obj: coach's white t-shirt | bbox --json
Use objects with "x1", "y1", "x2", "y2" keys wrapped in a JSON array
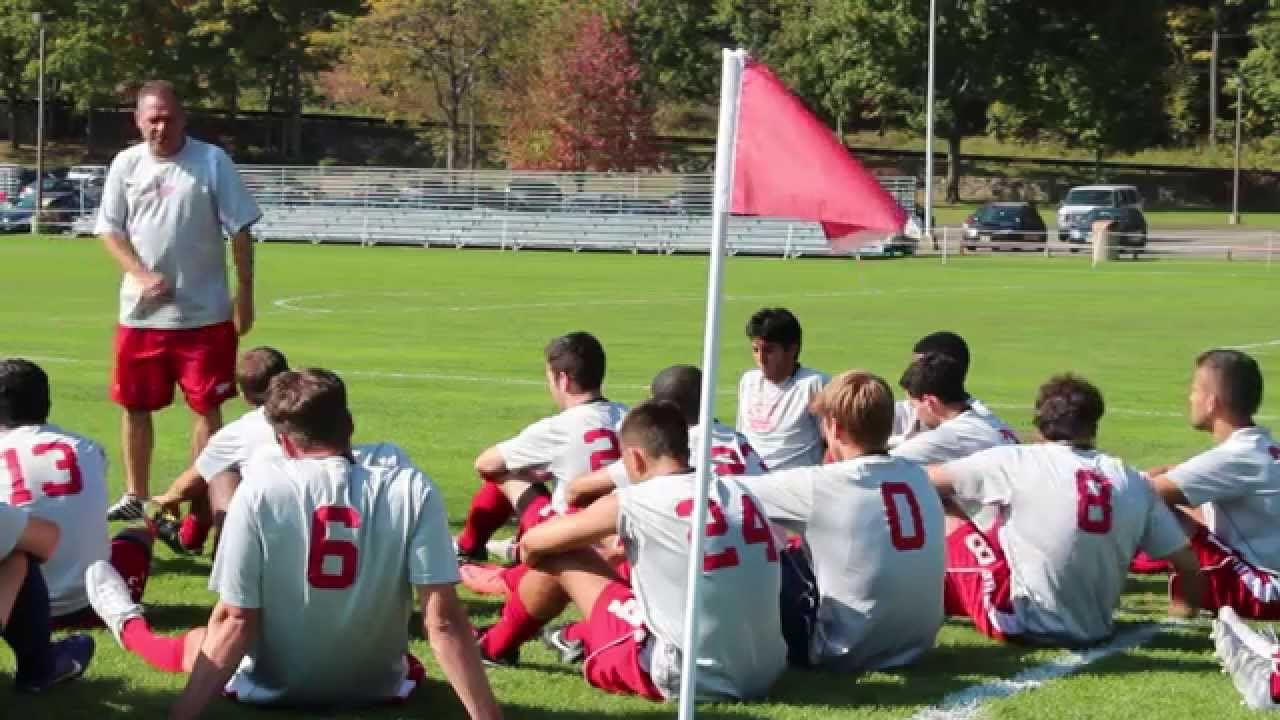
[
  {"x1": 618, "y1": 471, "x2": 787, "y2": 700},
  {"x1": 194, "y1": 407, "x2": 276, "y2": 480},
  {"x1": 497, "y1": 399, "x2": 628, "y2": 513},
  {"x1": 0, "y1": 502, "x2": 27, "y2": 558},
  {"x1": 891, "y1": 408, "x2": 1019, "y2": 466},
  {"x1": 736, "y1": 367, "x2": 827, "y2": 471},
  {"x1": 210, "y1": 444, "x2": 457, "y2": 706},
  {"x1": 0, "y1": 424, "x2": 110, "y2": 616},
  {"x1": 1169, "y1": 426, "x2": 1280, "y2": 571},
  {"x1": 741, "y1": 455, "x2": 946, "y2": 671},
  {"x1": 97, "y1": 137, "x2": 261, "y2": 329},
  {"x1": 944, "y1": 444, "x2": 1188, "y2": 645}
]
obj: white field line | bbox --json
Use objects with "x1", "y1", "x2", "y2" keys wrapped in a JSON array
[
  {"x1": 905, "y1": 623, "x2": 1164, "y2": 720},
  {"x1": 1230, "y1": 339, "x2": 1280, "y2": 351}
]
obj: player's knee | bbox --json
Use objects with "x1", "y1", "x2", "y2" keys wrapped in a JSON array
[{"x1": 115, "y1": 526, "x2": 155, "y2": 550}]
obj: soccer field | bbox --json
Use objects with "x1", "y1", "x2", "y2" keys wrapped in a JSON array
[{"x1": 1, "y1": 235, "x2": 1278, "y2": 719}]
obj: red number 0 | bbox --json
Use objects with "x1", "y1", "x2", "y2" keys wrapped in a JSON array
[
  {"x1": 1076, "y1": 469, "x2": 1113, "y2": 534},
  {"x1": 882, "y1": 482, "x2": 926, "y2": 551},
  {"x1": 584, "y1": 428, "x2": 621, "y2": 471},
  {"x1": 2, "y1": 443, "x2": 83, "y2": 505},
  {"x1": 675, "y1": 496, "x2": 778, "y2": 571},
  {"x1": 308, "y1": 506, "x2": 361, "y2": 589}
]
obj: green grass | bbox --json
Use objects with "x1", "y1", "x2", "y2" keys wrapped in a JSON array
[{"x1": 0, "y1": 236, "x2": 1278, "y2": 719}]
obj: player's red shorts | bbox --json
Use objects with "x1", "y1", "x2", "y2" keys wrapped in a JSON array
[
  {"x1": 943, "y1": 519, "x2": 1020, "y2": 641},
  {"x1": 580, "y1": 581, "x2": 664, "y2": 702},
  {"x1": 112, "y1": 321, "x2": 237, "y2": 414},
  {"x1": 52, "y1": 534, "x2": 152, "y2": 630},
  {"x1": 1171, "y1": 526, "x2": 1280, "y2": 620}
]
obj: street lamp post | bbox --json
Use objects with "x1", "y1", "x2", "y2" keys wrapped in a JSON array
[
  {"x1": 30, "y1": 12, "x2": 46, "y2": 236},
  {"x1": 1230, "y1": 78, "x2": 1243, "y2": 226},
  {"x1": 923, "y1": 0, "x2": 937, "y2": 242}
]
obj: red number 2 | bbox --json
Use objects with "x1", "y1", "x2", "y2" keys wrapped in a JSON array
[
  {"x1": 882, "y1": 482, "x2": 926, "y2": 551},
  {"x1": 584, "y1": 428, "x2": 621, "y2": 471},
  {"x1": 2, "y1": 442, "x2": 83, "y2": 505},
  {"x1": 308, "y1": 506, "x2": 361, "y2": 589},
  {"x1": 1076, "y1": 469, "x2": 1113, "y2": 534},
  {"x1": 675, "y1": 496, "x2": 778, "y2": 571}
]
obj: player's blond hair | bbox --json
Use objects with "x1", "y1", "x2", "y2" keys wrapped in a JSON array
[{"x1": 810, "y1": 370, "x2": 894, "y2": 451}]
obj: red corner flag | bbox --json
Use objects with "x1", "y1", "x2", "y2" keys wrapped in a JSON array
[{"x1": 730, "y1": 60, "x2": 908, "y2": 246}]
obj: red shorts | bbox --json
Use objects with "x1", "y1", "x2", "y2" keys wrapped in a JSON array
[
  {"x1": 52, "y1": 534, "x2": 153, "y2": 630},
  {"x1": 112, "y1": 321, "x2": 237, "y2": 414},
  {"x1": 1171, "y1": 526, "x2": 1280, "y2": 620},
  {"x1": 943, "y1": 520, "x2": 1019, "y2": 641},
  {"x1": 580, "y1": 581, "x2": 663, "y2": 702}
]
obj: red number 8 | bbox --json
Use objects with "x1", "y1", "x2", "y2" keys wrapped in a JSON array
[
  {"x1": 308, "y1": 506, "x2": 361, "y2": 589},
  {"x1": 1075, "y1": 469, "x2": 1113, "y2": 534}
]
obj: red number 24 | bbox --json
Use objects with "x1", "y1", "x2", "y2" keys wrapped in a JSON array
[{"x1": 675, "y1": 496, "x2": 778, "y2": 572}]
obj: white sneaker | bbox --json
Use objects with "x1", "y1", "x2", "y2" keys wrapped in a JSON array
[
  {"x1": 84, "y1": 561, "x2": 143, "y2": 648},
  {"x1": 1213, "y1": 607, "x2": 1280, "y2": 710},
  {"x1": 486, "y1": 537, "x2": 518, "y2": 565}
]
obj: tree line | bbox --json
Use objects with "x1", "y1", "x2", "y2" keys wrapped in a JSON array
[{"x1": 2, "y1": 0, "x2": 1278, "y2": 200}]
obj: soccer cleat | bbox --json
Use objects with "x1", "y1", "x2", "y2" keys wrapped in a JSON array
[
  {"x1": 16, "y1": 634, "x2": 95, "y2": 693},
  {"x1": 150, "y1": 511, "x2": 189, "y2": 556},
  {"x1": 542, "y1": 624, "x2": 585, "y2": 664},
  {"x1": 458, "y1": 563, "x2": 509, "y2": 597},
  {"x1": 474, "y1": 627, "x2": 519, "y2": 669},
  {"x1": 107, "y1": 494, "x2": 146, "y2": 522},
  {"x1": 1212, "y1": 607, "x2": 1280, "y2": 710},
  {"x1": 84, "y1": 561, "x2": 144, "y2": 648},
  {"x1": 486, "y1": 537, "x2": 519, "y2": 565}
]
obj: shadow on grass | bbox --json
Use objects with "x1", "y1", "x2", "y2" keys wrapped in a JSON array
[
  {"x1": 1081, "y1": 626, "x2": 1219, "y2": 678},
  {"x1": 0, "y1": 673, "x2": 167, "y2": 720}
]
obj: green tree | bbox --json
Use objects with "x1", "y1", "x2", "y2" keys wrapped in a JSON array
[
  {"x1": 0, "y1": 0, "x2": 39, "y2": 149},
  {"x1": 1239, "y1": 0, "x2": 1280, "y2": 134}
]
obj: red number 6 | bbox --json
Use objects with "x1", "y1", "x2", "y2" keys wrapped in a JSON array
[{"x1": 308, "y1": 506, "x2": 361, "y2": 589}]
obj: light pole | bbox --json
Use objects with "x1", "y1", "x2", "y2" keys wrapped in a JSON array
[
  {"x1": 30, "y1": 12, "x2": 46, "y2": 236},
  {"x1": 1230, "y1": 77, "x2": 1244, "y2": 225},
  {"x1": 923, "y1": 0, "x2": 937, "y2": 241}
]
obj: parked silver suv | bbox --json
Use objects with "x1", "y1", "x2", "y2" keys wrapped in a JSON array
[{"x1": 1056, "y1": 185, "x2": 1142, "y2": 242}]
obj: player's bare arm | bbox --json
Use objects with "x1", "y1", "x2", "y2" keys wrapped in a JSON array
[
  {"x1": 170, "y1": 602, "x2": 259, "y2": 720},
  {"x1": 1163, "y1": 545, "x2": 1204, "y2": 618},
  {"x1": 16, "y1": 514, "x2": 60, "y2": 562},
  {"x1": 101, "y1": 230, "x2": 172, "y2": 300},
  {"x1": 230, "y1": 229, "x2": 254, "y2": 336},
  {"x1": 925, "y1": 464, "x2": 957, "y2": 499},
  {"x1": 419, "y1": 583, "x2": 503, "y2": 720},
  {"x1": 564, "y1": 467, "x2": 616, "y2": 508},
  {"x1": 519, "y1": 494, "x2": 619, "y2": 567},
  {"x1": 1148, "y1": 472, "x2": 1192, "y2": 508},
  {"x1": 474, "y1": 446, "x2": 509, "y2": 480}
]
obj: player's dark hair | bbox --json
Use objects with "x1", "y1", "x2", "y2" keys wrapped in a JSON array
[
  {"x1": 913, "y1": 331, "x2": 970, "y2": 377},
  {"x1": 237, "y1": 347, "x2": 290, "y2": 407},
  {"x1": 619, "y1": 401, "x2": 691, "y2": 463},
  {"x1": 1034, "y1": 374, "x2": 1105, "y2": 446},
  {"x1": 812, "y1": 370, "x2": 894, "y2": 453},
  {"x1": 0, "y1": 359, "x2": 51, "y2": 427},
  {"x1": 650, "y1": 365, "x2": 701, "y2": 424},
  {"x1": 135, "y1": 79, "x2": 181, "y2": 109},
  {"x1": 264, "y1": 368, "x2": 354, "y2": 449},
  {"x1": 899, "y1": 353, "x2": 969, "y2": 405},
  {"x1": 544, "y1": 332, "x2": 606, "y2": 392},
  {"x1": 1197, "y1": 349, "x2": 1264, "y2": 420},
  {"x1": 745, "y1": 307, "x2": 802, "y2": 349}
]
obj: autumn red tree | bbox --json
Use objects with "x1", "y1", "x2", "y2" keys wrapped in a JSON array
[{"x1": 505, "y1": 12, "x2": 658, "y2": 171}]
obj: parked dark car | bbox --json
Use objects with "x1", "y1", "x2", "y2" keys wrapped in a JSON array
[
  {"x1": 962, "y1": 202, "x2": 1047, "y2": 250},
  {"x1": 18, "y1": 177, "x2": 78, "y2": 201},
  {"x1": 1068, "y1": 206, "x2": 1148, "y2": 250},
  {"x1": 505, "y1": 179, "x2": 563, "y2": 212},
  {"x1": 0, "y1": 190, "x2": 99, "y2": 233}
]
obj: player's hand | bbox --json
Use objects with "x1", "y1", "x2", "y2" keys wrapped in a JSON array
[
  {"x1": 133, "y1": 270, "x2": 173, "y2": 301},
  {"x1": 517, "y1": 538, "x2": 542, "y2": 568},
  {"x1": 233, "y1": 293, "x2": 254, "y2": 336}
]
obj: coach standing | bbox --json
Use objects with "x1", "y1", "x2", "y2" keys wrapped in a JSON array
[{"x1": 96, "y1": 80, "x2": 261, "y2": 522}]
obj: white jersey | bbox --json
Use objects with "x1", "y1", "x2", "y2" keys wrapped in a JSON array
[
  {"x1": 0, "y1": 424, "x2": 109, "y2": 616},
  {"x1": 892, "y1": 408, "x2": 1019, "y2": 465},
  {"x1": 891, "y1": 396, "x2": 994, "y2": 448},
  {"x1": 0, "y1": 502, "x2": 28, "y2": 557},
  {"x1": 618, "y1": 471, "x2": 787, "y2": 700},
  {"x1": 209, "y1": 444, "x2": 458, "y2": 706},
  {"x1": 97, "y1": 137, "x2": 262, "y2": 329},
  {"x1": 606, "y1": 421, "x2": 767, "y2": 489},
  {"x1": 497, "y1": 399, "x2": 628, "y2": 512},
  {"x1": 736, "y1": 367, "x2": 828, "y2": 471},
  {"x1": 1169, "y1": 427, "x2": 1280, "y2": 571},
  {"x1": 944, "y1": 444, "x2": 1189, "y2": 645},
  {"x1": 194, "y1": 407, "x2": 276, "y2": 480},
  {"x1": 741, "y1": 456, "x2": 946, "y2": 670}
]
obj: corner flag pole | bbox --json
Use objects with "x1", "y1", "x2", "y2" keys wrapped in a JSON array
[{"x1": 677, "y1": 47, "x2": 745, "y2": 720}]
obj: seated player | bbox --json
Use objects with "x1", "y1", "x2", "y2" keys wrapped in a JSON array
[
  {"x1": 454, "y1": 332, "x2": 627, "y2": 567},
  {"x1": 507, "y1": 401, "x2": 786, "y2": 700},
  {"x1": 1212, "y1": 606, "x2": 1280, "y2": 710},
  {"x1": 149, "y1": 347, "x2": 289, "y2": 555},
  {"x1": 0, "y1": 505, "x2": 95, "y2": 692},
  {"x1": 85, "y1": 369, "x2": 501, "y2": 719},
  {"x1": 1146, "y1": 349, "x2": 1280, "y2": 618},
  {"x1": 741, "y1": 370, "x2": 946, "y2": 671},
  {"x1": 0, "y1": 358, "x2": 153, "y2": 628},
  {"x1": 890, "y1": 331, "x2": 995, "y2": 448},
  {"x1": 891, "y1": 353, "x2": 1018, "y2": 465},
  {"x1": 565, "y1": 364, "x2": 766, "y2": 508},
  {"x1": 928, "y1": 373, "x2": 1204, "y2": 646},
  {"x1": 737, "y1": 307, "x2": 828, "y2": 471}
]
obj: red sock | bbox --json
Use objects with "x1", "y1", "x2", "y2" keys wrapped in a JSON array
[
  {"x1": 121, "y1": 618, "x2": 188, "y2": 673},
  {"x1": 481, "y1": 566, "x2": 547, "y2": 659},
  {"x1": 516, "y1": 494, "x2": 552, "y2": 538},
  {"x1": 563, "y1": 621, "x2": 585, "y2": 643},
  {"x1": 457, "y1": 483, "x2": 513, "y2": 557},
  {"x1": 178, "y1": 514, "x2": 211, "y2": 551}
]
